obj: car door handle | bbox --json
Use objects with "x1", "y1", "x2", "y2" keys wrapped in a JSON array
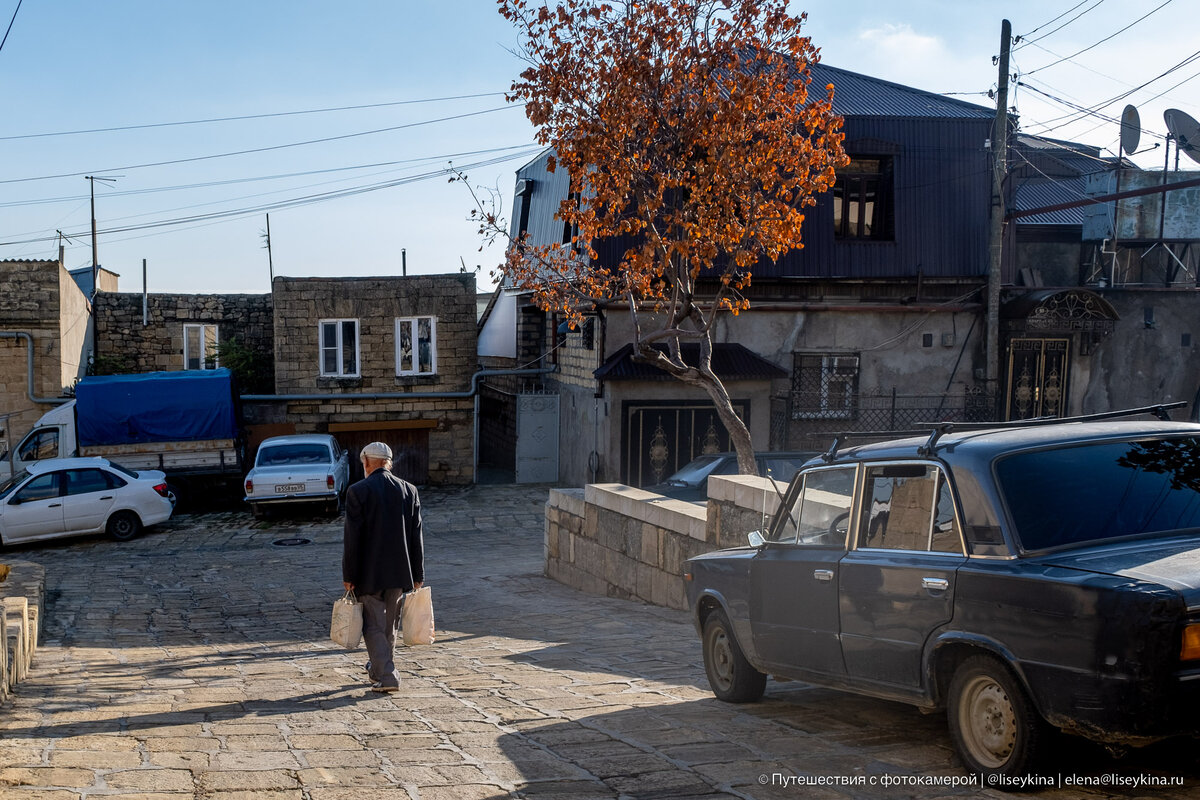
[
  {"x1": 922, "y1": 577, "x2": 950, "y2": 591},
  {"x1": 813, "y1": 569, "x2": 834, "y2": 582},
  {"x1": 100, "y1": 496, "x2": 113, "y2": 500},
  {"x1": 48, "y1": 503, "x2": 62, "y2": 508}
]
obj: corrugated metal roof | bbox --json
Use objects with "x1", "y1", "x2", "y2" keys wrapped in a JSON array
[
  {"x1": 1014, "y1": 179, "x2": 1089, "y2": 226},
  {"x1": 594, "y1": 343, "x2": 787, "y2": 382},
  {"x1": 809, "y1": 63, "x2": 994, "y2": 119}
]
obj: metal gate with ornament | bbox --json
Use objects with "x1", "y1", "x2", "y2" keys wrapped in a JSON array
[{"x1": 515, "y1": 393, "x2": 559, "y2": 483}]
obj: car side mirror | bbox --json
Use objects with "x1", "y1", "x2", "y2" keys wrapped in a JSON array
[
  {"x1": 8, "y1": 496, "x2": 22, "y2": 505},
  {"x1": 747, "y1": 530, "x2": 765, "y2": 548}
]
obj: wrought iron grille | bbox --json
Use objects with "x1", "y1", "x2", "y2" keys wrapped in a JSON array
[{"x1": 787, "y1": 390, "x2": 999, "y2": 450}]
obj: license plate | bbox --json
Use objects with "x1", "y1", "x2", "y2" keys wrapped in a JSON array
[{"x1": 275, "y1": 483, "x2": 305, "y2": 493}]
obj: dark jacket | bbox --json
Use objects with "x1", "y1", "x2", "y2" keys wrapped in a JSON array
[{"x1": 342, "y1": 468, "x2": 424, "y2": 594}]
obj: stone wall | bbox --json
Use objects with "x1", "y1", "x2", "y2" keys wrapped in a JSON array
[
  {"x1": 93, "y1": 292, "x2": 274, "y2": 390},
  {"x1": 0, "y1": 260, "x2": 79, "y2": 446},
  {"x1": 545, "y1": 475, "x2": 784, "y2": 610},
  {"x1": 272, "y1": 274, "x2": 477, "y2": 393}
]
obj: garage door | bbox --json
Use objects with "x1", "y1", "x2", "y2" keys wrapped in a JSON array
[{"x1": 329, "y1": 422, "x2": 432, "y2": 485}]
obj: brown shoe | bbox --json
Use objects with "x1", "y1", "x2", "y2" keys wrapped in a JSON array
[{"x1": 370, "y1": 683, "x2": 398, "y2": 693}]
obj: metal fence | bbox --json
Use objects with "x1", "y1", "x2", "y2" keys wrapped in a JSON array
[{"x1": 786, "y1": 389, "x2": 999, "y2": 450}]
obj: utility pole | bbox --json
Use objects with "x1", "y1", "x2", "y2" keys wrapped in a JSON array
[
  {"x1": 84, "y1": 175, "x2": 119, "y2": 295},
  {"x1": 985, "y1": 19, "x2": 1011, "y2": 415},
  {"x1": 264, "y1": 213, "x2": 275, "y2": 283}
]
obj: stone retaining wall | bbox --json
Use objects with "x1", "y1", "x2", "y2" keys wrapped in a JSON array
[
  {"x1": 545, "y1": 475, "x2": 786, "y2": 610},
  {"x1": 0, "y1": 561, "x2": 45, "y2": 704}
]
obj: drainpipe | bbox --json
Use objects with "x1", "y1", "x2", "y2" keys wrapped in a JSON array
[{"x1": 0, "y1": 332, "x2": 71, "y2": 405}]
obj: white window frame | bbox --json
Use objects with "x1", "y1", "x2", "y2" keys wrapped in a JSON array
[
  {"x1": 395, "y1": 316, "x2": 438, "y2": 376},
  {"x1": 319, "y1": 319, "x2": 360, "y2": 378},
  {"x1": 183, "y1": 323, "x2": 219, "y2": 370}
]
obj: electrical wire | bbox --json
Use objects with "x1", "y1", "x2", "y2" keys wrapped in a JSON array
[
  {"x1": 1014, "y1": 0, "x2": 1105, "y2": 48},
  {"x1": 0, "y1": 91, "x2": 509, "y2": 142},
  {"x1": 0, "y1": 150, "x2": 539, "y2": 248},
  {"x1": 0, "y1": 144, "x2": 539, "y2": 210},
  {"x1": 0, "y1": 105, "x2": 520, "y2": 185},
  {"x1": 0, "y1": 0, "x2": 21, "y2": 55},
  {"x1": 1024, "y1": 0, "x2": 1176, "y2": 76}
]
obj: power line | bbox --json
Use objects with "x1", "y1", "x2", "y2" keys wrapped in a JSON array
[
  {"x1": 0, "y1": 105, "x2": 520, "y2": 186},
  {"x1": 0, "y1": 0, "x2": 21, "y2": 55},
  {"x1": 0, "y1": 91, "x2": 508, "y2": 142},
  {"x1": 1024, "y1": 0, "x2": 1176, "y2": 76},
  {"x1": 1014, "y1": 0, "x2": 1107, "y2": 49},
  {"x1": 0, "y1": 150, "x2": 539, "y2": 248},
  {"x1": 0, "y1": 144, "x2": 539, "y2": 210}
]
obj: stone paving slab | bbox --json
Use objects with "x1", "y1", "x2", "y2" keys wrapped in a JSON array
[{"x1": 0, "y1": 485, "x2": 1195, "y2": 799}]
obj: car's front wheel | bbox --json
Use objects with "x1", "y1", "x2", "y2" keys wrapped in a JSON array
[
  {"x1": 948, "y1": 655, "x2": 1047, "y2": 781},
  {"x1": 702, "y1": 608, "x2": 766, "y2": 703},
  {"x1": 107, "y1": 510, "x2": 143, "y2": 542}
]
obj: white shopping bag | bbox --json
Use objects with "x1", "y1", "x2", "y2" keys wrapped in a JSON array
[
  {"x1": 401, "y1": 586, "x2": 435, "y2": 646},
  {"x1": 330, "y1": 590, "x2": 363, "y2": 649}
]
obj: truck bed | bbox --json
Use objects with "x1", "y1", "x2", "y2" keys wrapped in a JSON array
[{"x1": 80, "y1": 439, "x2": 241, "y2": 475}]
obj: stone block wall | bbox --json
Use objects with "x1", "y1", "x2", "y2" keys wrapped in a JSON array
[
  {"x1": 544, "y1": 475, "x2": 787, "y2": 610},
  {"x1": 93, "y1": 292, "x2": 274, "y2": 386},
  {"x1": 272, "y1": 274, "x2": 477, "y2": 394},
  {"x1": 0, "y1": 260, "x2": 79, "y2": 445}
]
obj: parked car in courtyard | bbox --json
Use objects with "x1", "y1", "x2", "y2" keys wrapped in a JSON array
[
  {"x1": 647, "y1": 450, "x2": 816, "y2": 503},
  {"x1": 244, "y1": 434, "x2": 350, "y2": 518},
  {"x1": 0, "y1": 456, "x2": 174, "y2": 545},
  {"x1": 685, "y1": 408, "x2": 1200, "y2": 780}
]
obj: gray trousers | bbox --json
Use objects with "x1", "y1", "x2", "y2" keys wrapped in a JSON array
[{"x1": 360, "y1": 588, "x2": 405, "y2": 688}]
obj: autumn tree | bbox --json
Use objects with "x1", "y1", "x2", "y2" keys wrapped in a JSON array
[{"x1": 489, "y1": 0, "x2": 846, "y2": 475}]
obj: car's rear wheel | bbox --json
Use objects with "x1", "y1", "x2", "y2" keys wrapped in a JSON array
[
  {"x1": 948, "y1": 655, "x2": 1047, "y2": 780},
  {"x1": 107, "y1": 510, "x2": 143, "y2": 542},
  {"x1": 702, "y1": 608, "x2": 766, "y2": 703}
]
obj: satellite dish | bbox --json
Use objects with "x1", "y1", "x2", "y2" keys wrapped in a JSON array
[
  {"x1": 1120, "y1": 104, "x2": 1141, "y2": 155},
  {"x1": 1164, "y1": 108, "x2": 1200, "y2": 165}
]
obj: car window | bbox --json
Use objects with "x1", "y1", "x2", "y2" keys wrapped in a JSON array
[
  {"x1": 17, "y1": 429, "x2": 58, "y2": 462},
  {"x1": 997, "y1": 436, "x2": 1200, "y2": 550},
  {"x1": 64, "y1": 468, "x2": 124, "y2": 496},
  {"x1": 256, "y1": 444, "x2": 333, "y2": 467},
  {"x1": 770, "y1": 467, "x2": 856, "y2": 545},
  {"x1": 858, "y1": 464, "x2": 962, "y2": 554},
  {"x1": 107, "y1": 462, "x2": 140, "y2": 480},
  {"x1": 14, "y1": 472, "x2": 60, "y2": 503},
  {"x1": 0, "y1": 469, "x2": 30, "y2": 499},
  {"x1": 760, "y1": 456, "x2": 808, "y2": 483}
]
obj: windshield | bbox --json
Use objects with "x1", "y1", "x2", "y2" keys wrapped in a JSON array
[
  {"x1": 108, "y1": 462, "x2": 139, "y2": 479},
  {"x1": 0, "y1": 469, "x2": 29, "y2": 499},
  {"x1": 664, "y1": 455, "x2": 725, "y2": 485},
  {"x1": 256, "y1": 444, "x2": 332, "y2": 467},
  {"x1": 996, "y1": 436, "x2": 1200, "y2": 551}
]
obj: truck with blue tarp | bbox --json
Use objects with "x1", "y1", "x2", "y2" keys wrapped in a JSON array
[{"x1": 1, "y1": 369, "x2": 244, "y2": 502}]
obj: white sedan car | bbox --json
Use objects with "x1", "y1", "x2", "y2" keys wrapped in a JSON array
[
  {"x1": 244, "y1": 434, "x2": 350, "y2": 518},
  {"x1": 0, "y1": 457, "x2": 175, "y2": 545}
]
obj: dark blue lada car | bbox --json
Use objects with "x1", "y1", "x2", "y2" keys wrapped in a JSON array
[{"x1": 685, "y1": 412, "x2": 1200, "y2": 780}]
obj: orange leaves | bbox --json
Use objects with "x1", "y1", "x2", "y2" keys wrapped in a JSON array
[{"x1": 497, "y1": 0, "x2": 845, "y2": 322}]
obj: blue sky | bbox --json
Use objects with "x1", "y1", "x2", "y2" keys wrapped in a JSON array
[{"x1": 0, "y1": 1, "x2": 1195, "y2": 293}]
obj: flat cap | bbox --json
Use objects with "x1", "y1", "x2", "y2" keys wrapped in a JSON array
[{"x1": 361, "y1": 441, "x2": 392, "y2": 459}]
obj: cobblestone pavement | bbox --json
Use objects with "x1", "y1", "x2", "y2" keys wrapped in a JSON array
[{"x1": 0, "y1": 485, "x2": 1196, "y2": 799}]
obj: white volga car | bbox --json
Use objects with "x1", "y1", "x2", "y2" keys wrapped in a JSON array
[
  {"x1": 244, "y1": 434, "x2": 350, "y2": 518},
  {"x1": 0, "y1": 457, "x2": 175, "y2": 544}
]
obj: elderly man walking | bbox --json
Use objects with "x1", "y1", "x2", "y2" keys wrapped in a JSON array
[{"x1": 342, "y1": 441, "x2": 424, "y2": 693}]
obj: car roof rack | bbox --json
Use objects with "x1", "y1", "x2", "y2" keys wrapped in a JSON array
[{"x1": 820, "y1": 402, "x2": 1189, "y2": 461}]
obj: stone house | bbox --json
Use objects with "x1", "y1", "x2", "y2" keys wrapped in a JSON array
[
  {"x1": 0, "y1": 259, "x2": 94, "y2": 458},
  {"x1": 91, "y1": 272, "x2": 479, "y2": 485}
]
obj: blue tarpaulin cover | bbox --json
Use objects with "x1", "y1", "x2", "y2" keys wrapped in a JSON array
[{"x1": 75, "y1": 369, "x2": 238, "y2": 446}]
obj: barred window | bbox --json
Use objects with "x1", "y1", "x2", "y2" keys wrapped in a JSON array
[{"x1": 792, "y1": 354, "x2": 860, "y2": 419}]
